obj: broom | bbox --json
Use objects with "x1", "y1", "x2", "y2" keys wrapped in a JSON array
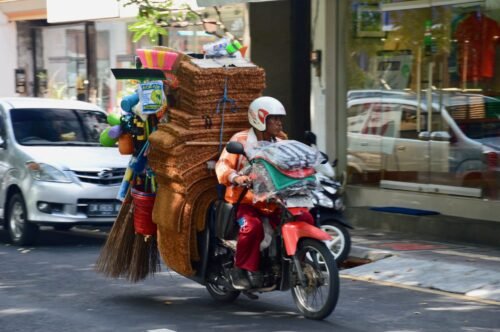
[{"x1": 95, "y1": 187, "x2": 136, "y2": 278}]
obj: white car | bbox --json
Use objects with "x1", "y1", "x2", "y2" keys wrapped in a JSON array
[
  {"x1": 347, "y1": 90, "x2": 500, "y2": 197},
  {"x1": 0, "y1": 98, "x2": 130, "y2": 245}
]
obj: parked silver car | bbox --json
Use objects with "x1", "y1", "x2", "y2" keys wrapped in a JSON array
[
  {"x1": 0, "y1": 98, "x2": 129, "y2": 245},
  {"x1": 347, "y1": 90, "x2": 500, "y2": 198}
]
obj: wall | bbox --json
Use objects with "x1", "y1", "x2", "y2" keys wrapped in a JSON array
[
  {"x1": 0, "y1": 13, "x2": 17, "y2": 97},
  {"x1": 249, "y1": 1, "x2": 311, "y2": 140},
  {"x1": 249, "y1": 1, "x2": 292, "y2": 130},
  {"x1": 310, "y1": 0, "x2": 327, "y2": 151}
]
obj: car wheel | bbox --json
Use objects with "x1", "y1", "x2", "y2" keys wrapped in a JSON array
[{"x1": 6, "y1": 193, "x2": 39, "y2": 246}]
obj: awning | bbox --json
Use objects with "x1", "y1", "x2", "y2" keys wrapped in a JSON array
[
  {"x1": 0, "y1": 0, "x2": 46, "y2": 21},
  {"x1": 197, "y1": 0, "x2": 278, "y2": 6}
]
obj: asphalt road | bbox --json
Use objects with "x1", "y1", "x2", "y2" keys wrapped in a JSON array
[{"x1": 0, "y1": 226, "x2": 499, "y2": 332}]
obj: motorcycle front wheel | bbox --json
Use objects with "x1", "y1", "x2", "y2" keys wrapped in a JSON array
[
  {"x1": 320, "y1": 220, "x2": 351, "y2": 265},
  {"x1": 291, "y1": 239, "x2": 340, "y2": 320}
]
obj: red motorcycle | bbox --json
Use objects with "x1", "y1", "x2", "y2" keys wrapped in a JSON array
[{"x1": 190, "y1": 141, "x2": 340, "y2": 320}]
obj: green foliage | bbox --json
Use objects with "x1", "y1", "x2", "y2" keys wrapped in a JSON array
[{"x1": 118, "y1": 0, "x2": 200, "y2": 44}]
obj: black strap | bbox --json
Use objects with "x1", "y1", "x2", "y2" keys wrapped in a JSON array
[
  {"x1": 233, "y1": 187, "x2": 248, "y2": 210},
  {"x1": 232, "y1": 186, "x2": 249, "y2": 223}
]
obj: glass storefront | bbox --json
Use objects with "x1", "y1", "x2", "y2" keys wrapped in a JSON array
[{"x1": 345, "y1": 0, "x2": 500, "y2": 201}]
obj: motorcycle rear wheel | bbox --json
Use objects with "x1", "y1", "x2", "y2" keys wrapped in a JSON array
[
  {"x1": 291, "y1": 239, "x2": 339, "y2": 320},
  {"x1": 206, "y1": 280, "x2": 240, "y2": 303}
]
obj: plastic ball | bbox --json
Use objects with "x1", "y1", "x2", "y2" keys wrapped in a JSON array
[
  {"x1": 107, "y1": 113, "x2": 121, "y2": 126},
  {"x1": 108, "y1": 125, "x2": 122, "y2": 139},
  {"x1": 99, "y1": 127, "x2": 117, "y2": 147}
]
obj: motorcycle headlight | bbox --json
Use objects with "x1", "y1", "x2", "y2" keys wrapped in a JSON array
[
  {"x1": 314, "y1": 192, "x2": 333, "y2": 208},
  {"x1": 334, "y1": 197, "x2": 345, "y2": 211},
  {"x1": 26, "y1": 162, "x2": 72, "y2": 183},
  {"x1": 323, "y1": 185, "x2": 337, "y2": 195}
]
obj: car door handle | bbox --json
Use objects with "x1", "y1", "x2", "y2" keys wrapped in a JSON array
[
  {"x1": 397, "y1": 145, "x2": 406, "y2": 151},
  {"x1": 360, "y1": 142, "x2": 368, "y2": 146}
]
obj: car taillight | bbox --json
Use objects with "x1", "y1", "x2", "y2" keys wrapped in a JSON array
[{"x1": 485, "y1": 152, "x2": 498, "y2": 170}]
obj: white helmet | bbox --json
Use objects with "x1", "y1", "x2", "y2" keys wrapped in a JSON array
[{"x1": 248, "y1": 96, "x2": 286, "y2": 131}]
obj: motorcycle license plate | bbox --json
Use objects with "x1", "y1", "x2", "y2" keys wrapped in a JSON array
[{"x1": 285, "y1": 196, "x2": 314, "y2": 208}]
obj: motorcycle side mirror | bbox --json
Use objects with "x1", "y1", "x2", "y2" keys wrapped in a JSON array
[
  {"x1": 304, "y1": 131, "x2": 317, "y2": 146},
  {"x1": 226, "y1": 141, "x2": 247, "y2": 158},
  {"x1": 320, "y1": 151, "x2": 329, "y2": 163}
]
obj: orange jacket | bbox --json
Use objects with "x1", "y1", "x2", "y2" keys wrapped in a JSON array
[{"x1": 215, "y1": 128, "x2": 284, "y2": 212}]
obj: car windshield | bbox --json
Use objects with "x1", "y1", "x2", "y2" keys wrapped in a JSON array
[
  {"x1": 10, "y1": 108, "x2": 108, "y2": 146},
  {"x1": 455, "y1": 120, "x2": 500, "y2": 150}
]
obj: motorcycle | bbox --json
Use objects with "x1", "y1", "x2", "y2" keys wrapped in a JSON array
[
  {"x1": 304, "y1": 131, "x2": 353, "y2": 265},
  {"x1": 191, "y1": 141, "x2": 340, "y2": 320}
]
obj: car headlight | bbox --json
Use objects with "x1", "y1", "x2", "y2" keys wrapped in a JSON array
[{"x1": 26, "y1": 162, "x2": 72, "y2": 183}]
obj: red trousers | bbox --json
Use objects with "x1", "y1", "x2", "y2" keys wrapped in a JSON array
[{"x1": 235, "y1": 204, "x2": 314, "y2": 272}]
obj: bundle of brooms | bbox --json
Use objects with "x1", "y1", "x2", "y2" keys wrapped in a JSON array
[{"x1": 95, "y1": 187, "x2": 161, "y2": 283}]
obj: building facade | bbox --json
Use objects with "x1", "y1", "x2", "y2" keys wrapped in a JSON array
[
  {"x1": 312, "y1": 0, "x2": 500, "y2": 225},
  {"x1": 2, "y1": 0, "x2": 498, "y2": 226}
]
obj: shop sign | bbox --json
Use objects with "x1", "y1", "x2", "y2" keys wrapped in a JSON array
[
  {"x1": 15, "y1": 69, "x2": 26, "y2": 95},
  {"x1": 47, "y1": 0, "x2": 137, "y2": 23}
]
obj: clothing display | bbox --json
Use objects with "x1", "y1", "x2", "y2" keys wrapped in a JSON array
[{"x1": 455, "y1": 12, "x2": 500, "y2": 82}]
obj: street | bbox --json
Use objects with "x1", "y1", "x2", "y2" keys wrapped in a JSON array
[{"x1": 1, "y1": 227, "x2": 499, "y2": 332}]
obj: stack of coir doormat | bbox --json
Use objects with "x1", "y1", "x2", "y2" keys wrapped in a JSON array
[{"x1": 148, "y1": 58, "x2": 266, "y2": 276}]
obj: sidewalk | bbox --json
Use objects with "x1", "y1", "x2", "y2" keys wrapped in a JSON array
[{"x1": 341, "y1": 227, "x2": 500, "y2": 304}]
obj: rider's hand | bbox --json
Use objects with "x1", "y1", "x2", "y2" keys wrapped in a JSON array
[{"x1": 234, "y1": 175, "x2": 251, "y2": 187}]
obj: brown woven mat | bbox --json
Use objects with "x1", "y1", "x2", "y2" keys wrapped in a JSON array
[
  {"x1": 168, "y1": 108, "x2": 248, "y2": 130},
  {"x1": 148, "y1": 122, "x2": 246, "y2": 154},
  {"x1": 179, "y1": 86, "x2": 263, "y2": 98},
  {"x1": 155, "y1": 178, "x2": 217, "y2": 277},
  {"x1": 178, "y1": 100, "x2": 252, "y2": 115},
  {"x1": 178, "y1": 61, "x2": 266, "y2": 87}
]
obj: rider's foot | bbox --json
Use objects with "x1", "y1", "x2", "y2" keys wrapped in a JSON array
[
  {"x1": 229, "y1": 268, "x2": 251, "y2": 290},
  {"x1": 247, "y1": 270, "x2": 263, "y2": 288}
]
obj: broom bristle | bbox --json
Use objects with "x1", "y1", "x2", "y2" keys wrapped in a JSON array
[
  {"x1": 126, "y1": 235, "x2": 161, "y2": 282},
  {"x1": 95, "y1": 197, "x2": 136, "y2": 278}
]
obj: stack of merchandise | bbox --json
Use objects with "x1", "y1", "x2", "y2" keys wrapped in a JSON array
[
  {"x1": 148, "y1": 58, "x2": 266, "y2": 277},
  {"x1": 96, "y1": 48, "x2": 181, "y2": 282},
  {"x1": 176, "y1": 60, "x2": 266, "y2": 114}
]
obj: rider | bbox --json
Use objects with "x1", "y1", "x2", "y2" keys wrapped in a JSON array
[{"x1": 215, "y1": 96, "x2": 314, "y2": 290}]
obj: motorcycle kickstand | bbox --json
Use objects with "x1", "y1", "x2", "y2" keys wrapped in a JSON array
[{"x1": 243, "y1": 291, "x2": 259, "y2": 300}]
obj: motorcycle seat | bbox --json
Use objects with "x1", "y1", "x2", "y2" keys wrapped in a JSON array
[{"x1": 214, "y1": 200, "x2": 239, "y2": 240}]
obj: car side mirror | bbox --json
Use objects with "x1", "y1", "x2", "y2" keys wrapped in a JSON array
[
  {"x1": 226, "y1": 141, "x2": 246, "y2": 157},
  {"x1": 304, "y1": 131, "x2": 317, "y2": 146},
  {"x1": 418, "y1": 131, "x2": 430, "y2": 141},
  {"x1": 430, "y1": 131, "x2": 451, "y2": 142}
]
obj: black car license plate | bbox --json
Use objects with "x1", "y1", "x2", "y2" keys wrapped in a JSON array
[{"x1": 88, "y1": 203, "x2": 119, "y2": 216}]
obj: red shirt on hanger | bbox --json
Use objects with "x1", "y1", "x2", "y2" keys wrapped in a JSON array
[{"x1": 455, "y1": 13, "x2": 500, "y2": 82}]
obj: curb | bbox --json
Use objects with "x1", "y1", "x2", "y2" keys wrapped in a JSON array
[{"x1": 348, "y1": 245, "x2": 393, "y2": 262}]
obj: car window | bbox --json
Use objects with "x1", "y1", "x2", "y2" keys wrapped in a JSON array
[
  {"x1": 348, "y1": 104, "x2": 370, "y2": 133},
  {"x1": 0, "y1": 111, "x2": 5, "y2": 146},
  {"x1": 10, "y1": 108, "x2": 108, "y2": 146},
  {"x1": 359, "y1": 103, "x2": 398, "y2": 138},
  {"x1": 400, "y1": 106, "x2": 427, "y2": 139}
]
